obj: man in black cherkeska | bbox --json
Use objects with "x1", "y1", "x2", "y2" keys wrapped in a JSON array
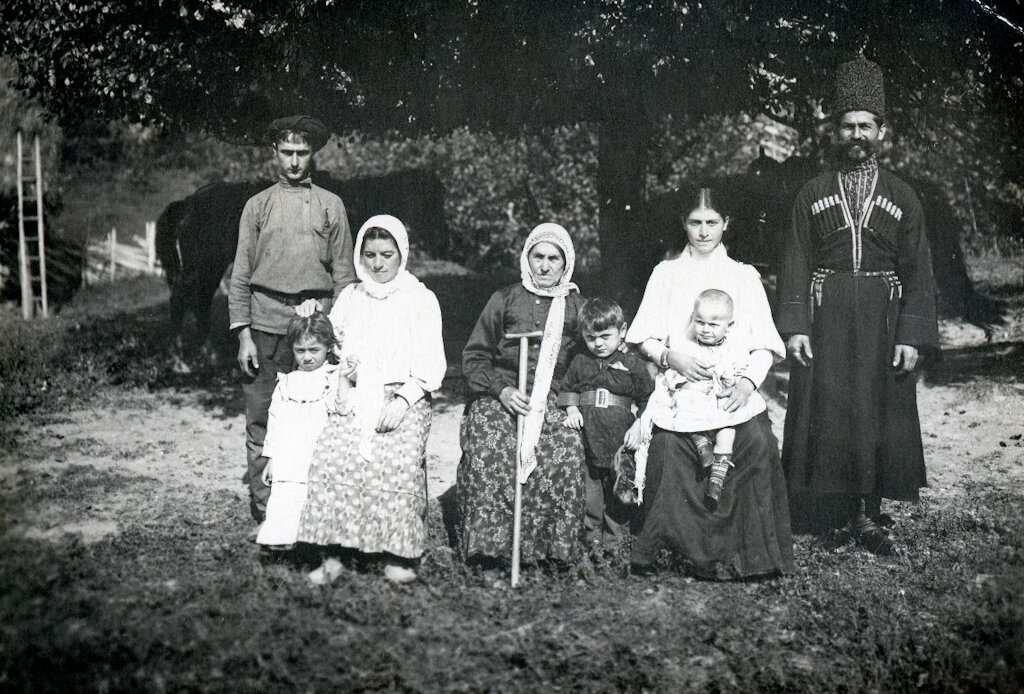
[{"x1": 777, "y1": 58, "x2": 939, "y2": 555}]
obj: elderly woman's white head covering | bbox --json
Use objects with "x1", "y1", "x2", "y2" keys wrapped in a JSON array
[
  {"x1": 520, "y1": 223, "x2": 577, "y2": 299},
  {"x1": 517, "y1": 223, "x2": 579, "y2": 480},
  {"x1": 353, "y1": 214, "x2": 418, "y2": 299}
]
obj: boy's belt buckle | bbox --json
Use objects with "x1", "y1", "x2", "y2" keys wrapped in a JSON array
[{"x1": 595, "y1": 388, "x2": 610, "y2": 408}]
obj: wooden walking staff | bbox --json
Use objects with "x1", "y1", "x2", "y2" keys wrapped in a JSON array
[{"x1": 506, "y1": 330, "x2": 544, "y2": 587}]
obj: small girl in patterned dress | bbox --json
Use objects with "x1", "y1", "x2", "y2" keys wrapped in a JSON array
[{"x1": 256, "y1": 313, "x2": 354, "y2": 550}]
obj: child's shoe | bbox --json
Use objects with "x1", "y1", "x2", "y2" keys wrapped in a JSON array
[
  {"x1": 383, "y1": 562, "x2": 417, "y2": 584},
  {"x1": 704, "y1": 453, "x2": 734, "y2": 510},
  {"x1": 307, "y1": 558, "x2": 345, "y2": 586},
  {"x1": 692, "y1": 433, "x2": 715, "y2": 469}
]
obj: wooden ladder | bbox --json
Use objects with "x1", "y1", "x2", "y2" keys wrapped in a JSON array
[{"x1": 16, "y1": 131, "x2": 48, "y2": 319}]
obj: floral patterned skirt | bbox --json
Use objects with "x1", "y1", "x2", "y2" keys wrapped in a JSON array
[
  {"x1": 456, "y1": 394, "x2": 585, "y2": 563},
  {"x1": 297, "y1": 391, "x2": 431, "y2": 559}
]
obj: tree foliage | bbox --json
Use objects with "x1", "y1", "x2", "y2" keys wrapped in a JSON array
[
  {"x1": 2, "y1": 1, "x2": 1023, "y2": 291},
  {"x1": 3, "y1": 1, "x2": 1020, "y2": 139}
]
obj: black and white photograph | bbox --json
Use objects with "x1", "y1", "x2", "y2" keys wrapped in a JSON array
[{"x1": 1, "y1": 1, "x2": 1022, "y2": 691}]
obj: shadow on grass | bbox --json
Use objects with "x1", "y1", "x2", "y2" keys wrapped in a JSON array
[
  {"x1": 926, "y1": 341, "x2": 1024, "y2": 386},
  {"x1": 1, "y1": 480, "x2": 1021, "y2": 692}
]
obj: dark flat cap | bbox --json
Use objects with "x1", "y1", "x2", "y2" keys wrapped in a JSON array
[
  {"x1": 834, "y1": 58, "x2": 886, "y2": 118},
  {"x1": 267, "y1": 115, "x2": 330, "y2": 151}
]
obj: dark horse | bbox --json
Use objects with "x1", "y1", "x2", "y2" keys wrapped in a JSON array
[
  {"x1": 644, "y1": 153, "x2": 1001, "y2": 331},
  {"x1": 156, "y1": 168, "x2": 448, "y2": 367}
]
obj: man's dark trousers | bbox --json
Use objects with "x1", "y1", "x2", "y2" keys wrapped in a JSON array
[{"x1": 241, "y1": 329, "x2": 296, "y2": 521}]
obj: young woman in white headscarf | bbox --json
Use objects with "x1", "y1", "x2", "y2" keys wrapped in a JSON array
[
  {"x1": 297, "y1": 215, "x2": 446, "y2": 585},
  {"x1": 457, "y1": 223, "x2": 587, "y2": 565}
]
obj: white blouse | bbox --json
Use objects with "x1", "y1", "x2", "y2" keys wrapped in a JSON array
[
  {"x1": 328, "y1": 280, "x2": 447, "y2": 407},
  {"x1": 626, "y1": 245, "x2": 785, "y2": 388},
  {"x1": 262, "y1": 363, "x2": 337, "y2": 482}
]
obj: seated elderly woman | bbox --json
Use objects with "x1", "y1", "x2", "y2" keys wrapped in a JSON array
[
  {"x1": 457, "y1": 224, "x2": 586, "y2": 565},
  {"x1": 625, "y1": 187, "x2": 793, "y2": 579},
  {"x1": 298, "y1": 215, "x2": 446, "y2": 585}
]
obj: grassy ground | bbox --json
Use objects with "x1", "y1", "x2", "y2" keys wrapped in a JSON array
[{"x1": 0, "y1": 258, "x2": 1022, "y2": 692}]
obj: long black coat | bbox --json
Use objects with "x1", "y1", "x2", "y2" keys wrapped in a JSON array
[{"x1": 777, "y1": 168, "x2": 939, "y2": 521}]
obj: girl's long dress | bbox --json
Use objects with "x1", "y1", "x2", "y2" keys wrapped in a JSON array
[
  {"x1": 457, "y1": 285, "x2": 586, "y2": 563},
  {"x1": 256, "y1": 364, "x2": 334, "y2": 547},
  {"x1": 626, "y1": 245, "x2": 793, "y2": 578},
  {"x1": 632, "y1": 415, "x2": 793, "y2": 578}
]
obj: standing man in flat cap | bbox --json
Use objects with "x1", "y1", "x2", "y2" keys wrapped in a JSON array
[
  {"x1": 228, "y1": 115, "x2": 356, "y2": 524},
  {"x1": 777, "y1": 58, "x2": 938, "y2": 554}
]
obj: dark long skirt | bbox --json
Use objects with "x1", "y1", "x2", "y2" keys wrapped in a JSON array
[
  {"x1": 631, "y1": 413, "x2": 794, "y2": 579},
  {"x1": 457, "y1": 394, "x2": 585, "y2": 563},
  {"x1": 782, "y1": 273, "x2": 927, "y2": 529}
]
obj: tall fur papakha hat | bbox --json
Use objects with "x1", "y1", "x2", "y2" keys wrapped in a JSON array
[
  {"x1": 267, "y1": 115, "x2": 330, "y2": 151},
  {"x1": 834, "y1": 58, "x2": 886, "y2": 118}
]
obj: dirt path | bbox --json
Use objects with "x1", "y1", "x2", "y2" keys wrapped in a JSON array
[{"x1": 2, "y1": 315, "x2": 1021, "y2": 546}]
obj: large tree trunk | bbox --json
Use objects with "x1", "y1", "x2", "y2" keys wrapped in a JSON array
[{"x1": 595, "y1": 113, "x2": 654, "y2": 317}]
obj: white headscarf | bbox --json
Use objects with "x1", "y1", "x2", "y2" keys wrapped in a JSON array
[
  {"x1": 348, "y1": 214, "x2": 423, "y2": 460},
  {"x1": 353, "y1": 214, "x2": 420, "y2": 299},
  {"x1": 518, "y1": 223, "x2": 578, "y2": 481}
]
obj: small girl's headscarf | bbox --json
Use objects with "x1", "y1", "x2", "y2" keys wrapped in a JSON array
[
  {"x1": 518, "y1": 223, "x2": 578, "y2": 481},
  {"x1": 353, "y1": 214, "x2": 420, "y2": 299}
]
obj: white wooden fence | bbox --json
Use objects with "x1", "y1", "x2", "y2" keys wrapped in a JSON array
[{"x1": 84, "y1": 221, "x2": 163, "y2": 283}]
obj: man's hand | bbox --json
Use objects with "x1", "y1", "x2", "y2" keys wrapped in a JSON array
[
  {"x1": 563, "y1": 406, "x2": 583, "y2": 430},
  {"x1": 237, "y1": 327, "x2": 259, "y2": 377},
  {"x1": 787, "y1": 334, "x2": 813, "y2": 366},
  {"x1": 892, "y1": 344, "x2": 919, "y2": 373},
  {"x1": 499, "y1": 386, "x2": 531, "y2": 417},
  {"x1": 294, "y1": 298, "x2": 323, "y2": 318},
  {"x1": 261, "y1": 460, "x2": 274, "y2": 486},
  {"x1": 376, "y1": 396, "x2": 411, "y2": 433}
]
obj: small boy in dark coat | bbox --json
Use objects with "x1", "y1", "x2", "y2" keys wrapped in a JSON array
[{"x1": 559, "y1": 298, "x2": 654, "y2": 547}]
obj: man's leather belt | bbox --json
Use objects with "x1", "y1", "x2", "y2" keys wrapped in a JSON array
[
  {"x1": 253, "y1": 286, "x2": 332, "y2": 307},
  {"x1": 578, "y1": 388, "x2": 632, "y2": 409}
]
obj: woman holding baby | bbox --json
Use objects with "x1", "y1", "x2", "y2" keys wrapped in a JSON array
[{"x1": 626, "y1": 187, "x2": 794, "y2": 579}]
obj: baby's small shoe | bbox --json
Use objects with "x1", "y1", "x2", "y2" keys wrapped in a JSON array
[
  {"x1": 692, "y1": 434, "x2": 715, "y2": 469},
  {"x1": 704, "y1": 454, "x2": 734, "y2": 510}
]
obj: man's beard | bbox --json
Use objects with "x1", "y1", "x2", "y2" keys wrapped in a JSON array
[{"x1": 837, "y1": 139, "x2": 878, "y2": 164}]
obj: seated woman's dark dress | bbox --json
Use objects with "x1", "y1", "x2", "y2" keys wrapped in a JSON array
[
  {"x1": 457, "y1": 283, "x2": 586, "y2": 563},
  {"x1": 626, "y1": 244, "x2": 794, "y2": 578}
]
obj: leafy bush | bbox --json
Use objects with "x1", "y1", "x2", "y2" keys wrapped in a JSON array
[{"x1": 0, "y1": 278, "x2": 188, "y2": 419}]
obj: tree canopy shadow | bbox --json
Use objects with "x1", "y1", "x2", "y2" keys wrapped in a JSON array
[{"x1": 925, "y1": 342, "x2": 1024, "y2": 386}]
